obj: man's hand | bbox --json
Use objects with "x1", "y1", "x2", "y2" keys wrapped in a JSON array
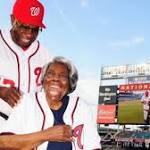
[{"x1": 0, "y1": 87, "x2": 21, "y2": 107}]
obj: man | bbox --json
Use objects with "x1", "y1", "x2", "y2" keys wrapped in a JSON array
[
  {"x1": 141, "y1": 91, "x2": 150, "y2": 124},
  {"x1": 0, "y1": 0, "x2": 51, "y2": 125}
]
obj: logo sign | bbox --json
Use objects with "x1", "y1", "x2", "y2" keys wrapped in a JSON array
[
  {"x1": 119, "y1": 83, "x2": 150, "y2": 91},
  {"x1": 99, "y1": 85, "x2": 118, "y2": 104},
  {"x1": 30, "y1": 7, "x2": 40, "y2": 16}
]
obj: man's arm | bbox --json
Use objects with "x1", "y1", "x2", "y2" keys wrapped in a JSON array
[{"x1": 0, "y1": 125, "x2": 72, "y2": 150}]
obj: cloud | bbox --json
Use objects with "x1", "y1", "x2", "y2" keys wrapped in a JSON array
[
  {"x1": 132, "y1": 37, "x2": 144, "y2": 44},
  {"x1": 109, "y1": 36, "x2": 145, "y2": 49},
  {"x1": 53, "y1": 0, "x2": 74, "y2": 28},
  {"x1": 53, "y1": 0, "x2": 82, "y2": 38},
  {"x1": 73, "y1": 76, "x2": 100, "y2": 105},
  {"x1": 80, "y1": 0, "x2": 89, "y2": 8},
  {"x1": 110, "y1": 41, "x2": 129, "y2": 48},
  {"x1": 71, "y1": 75, "x2": 100, "y2": 120}
]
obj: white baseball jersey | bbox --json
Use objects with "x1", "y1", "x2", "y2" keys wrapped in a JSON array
[
  {"x1": 141, "y1": 95, "x2": 150, "y2": 121},
  {"x1": 141, "y1": 95, "x2": 150, "y2": 111},
  {"x1": 1, "y1": 90, "x2": 101, "y2": 150},
  {"x1": 0, "y1": 29, "x2": 51, "y2": 123}
]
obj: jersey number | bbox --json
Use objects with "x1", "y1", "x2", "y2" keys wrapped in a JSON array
[
  {"x1": 73, "y1": 124, "x2": 84, "y2": 149},
  {"x1": 34, "y1": 67, "x2": 42, "y2": 86}
]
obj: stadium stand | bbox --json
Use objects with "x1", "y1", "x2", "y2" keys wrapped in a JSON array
[{"x1": 98, "y1": 125, "x2": 150, "y2": 149}]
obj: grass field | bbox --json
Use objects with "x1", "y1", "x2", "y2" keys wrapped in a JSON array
[{"x1": 117, "y1": 99, "x2": 144, "y2": 124}]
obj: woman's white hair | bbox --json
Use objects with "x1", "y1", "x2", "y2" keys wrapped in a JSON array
[{"x1": 42, "y1": 56, "x2": 78, "y2": 94}]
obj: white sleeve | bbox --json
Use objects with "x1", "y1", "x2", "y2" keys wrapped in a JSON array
[
  {"x1": 0, "y1": 77, "x2": 14, "y2": 120},
  {"x1": 0, "y1": 94, "x2": 36, "y2": 134},
  {"x1": 0, "y1": 100, "x2": 12, "y2": 130},
  {"x1": 0, "y1": 98, "x2": 13, "y2": 115},
  {"x1": 80, "y1": 100, "x2": 101, "y2": 149},
  {"x1": 141, "y1": 95, "x2": 144, "y2": 102}
]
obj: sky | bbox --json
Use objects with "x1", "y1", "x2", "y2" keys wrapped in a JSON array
[{"x1": 0, "y1": 0, "x2": 149, "y2": 109}]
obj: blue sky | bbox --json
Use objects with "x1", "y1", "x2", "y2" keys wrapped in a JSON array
[{"x1": 0, "y1": 0, "x2": 150, "y2": 105}]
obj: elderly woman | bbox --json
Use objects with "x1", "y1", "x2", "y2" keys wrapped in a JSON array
[{"x1": 1, "y1": 56, "x2": 101, "y2": 150}]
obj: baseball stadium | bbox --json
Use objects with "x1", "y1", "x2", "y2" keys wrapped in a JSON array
[{"x1": 97, "y1": 63, "x2": 150, "y2": 149}]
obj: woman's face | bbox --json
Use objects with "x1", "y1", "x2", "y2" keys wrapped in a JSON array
[{"x1": 43, "y1": 62, "x2": 69, "y2": 102}]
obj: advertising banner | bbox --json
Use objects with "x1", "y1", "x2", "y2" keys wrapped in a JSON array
[
  {"x1": 97, "y1": 105, "x2": 116, "y2": 124},
  {"x1": 99, "y1": 85, "x2": 118, "y2": 104}
]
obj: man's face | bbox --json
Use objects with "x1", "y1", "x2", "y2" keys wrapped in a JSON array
[
  {"x1": 43, "y1": 62, "x2": 70, "y2": 102},
  {"x1": 145, "y1": 91, "x2": 149, "y2": 97},
  {"x1": 11, "y1": 16, "x2": 40, "y2": 48}
]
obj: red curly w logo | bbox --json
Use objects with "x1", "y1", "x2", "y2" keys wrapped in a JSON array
[{"x1": 30, "y1": 7, "x2": 40, "y2": 16}]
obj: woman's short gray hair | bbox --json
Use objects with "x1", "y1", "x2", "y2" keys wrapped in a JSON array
[{"x1": 42, "y1": 56, "x2": 78, "y2": 94}]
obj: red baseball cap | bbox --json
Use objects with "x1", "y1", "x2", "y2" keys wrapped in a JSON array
[{"x1": 12, "y1": 0, "x2": 46, "y2": 28}]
